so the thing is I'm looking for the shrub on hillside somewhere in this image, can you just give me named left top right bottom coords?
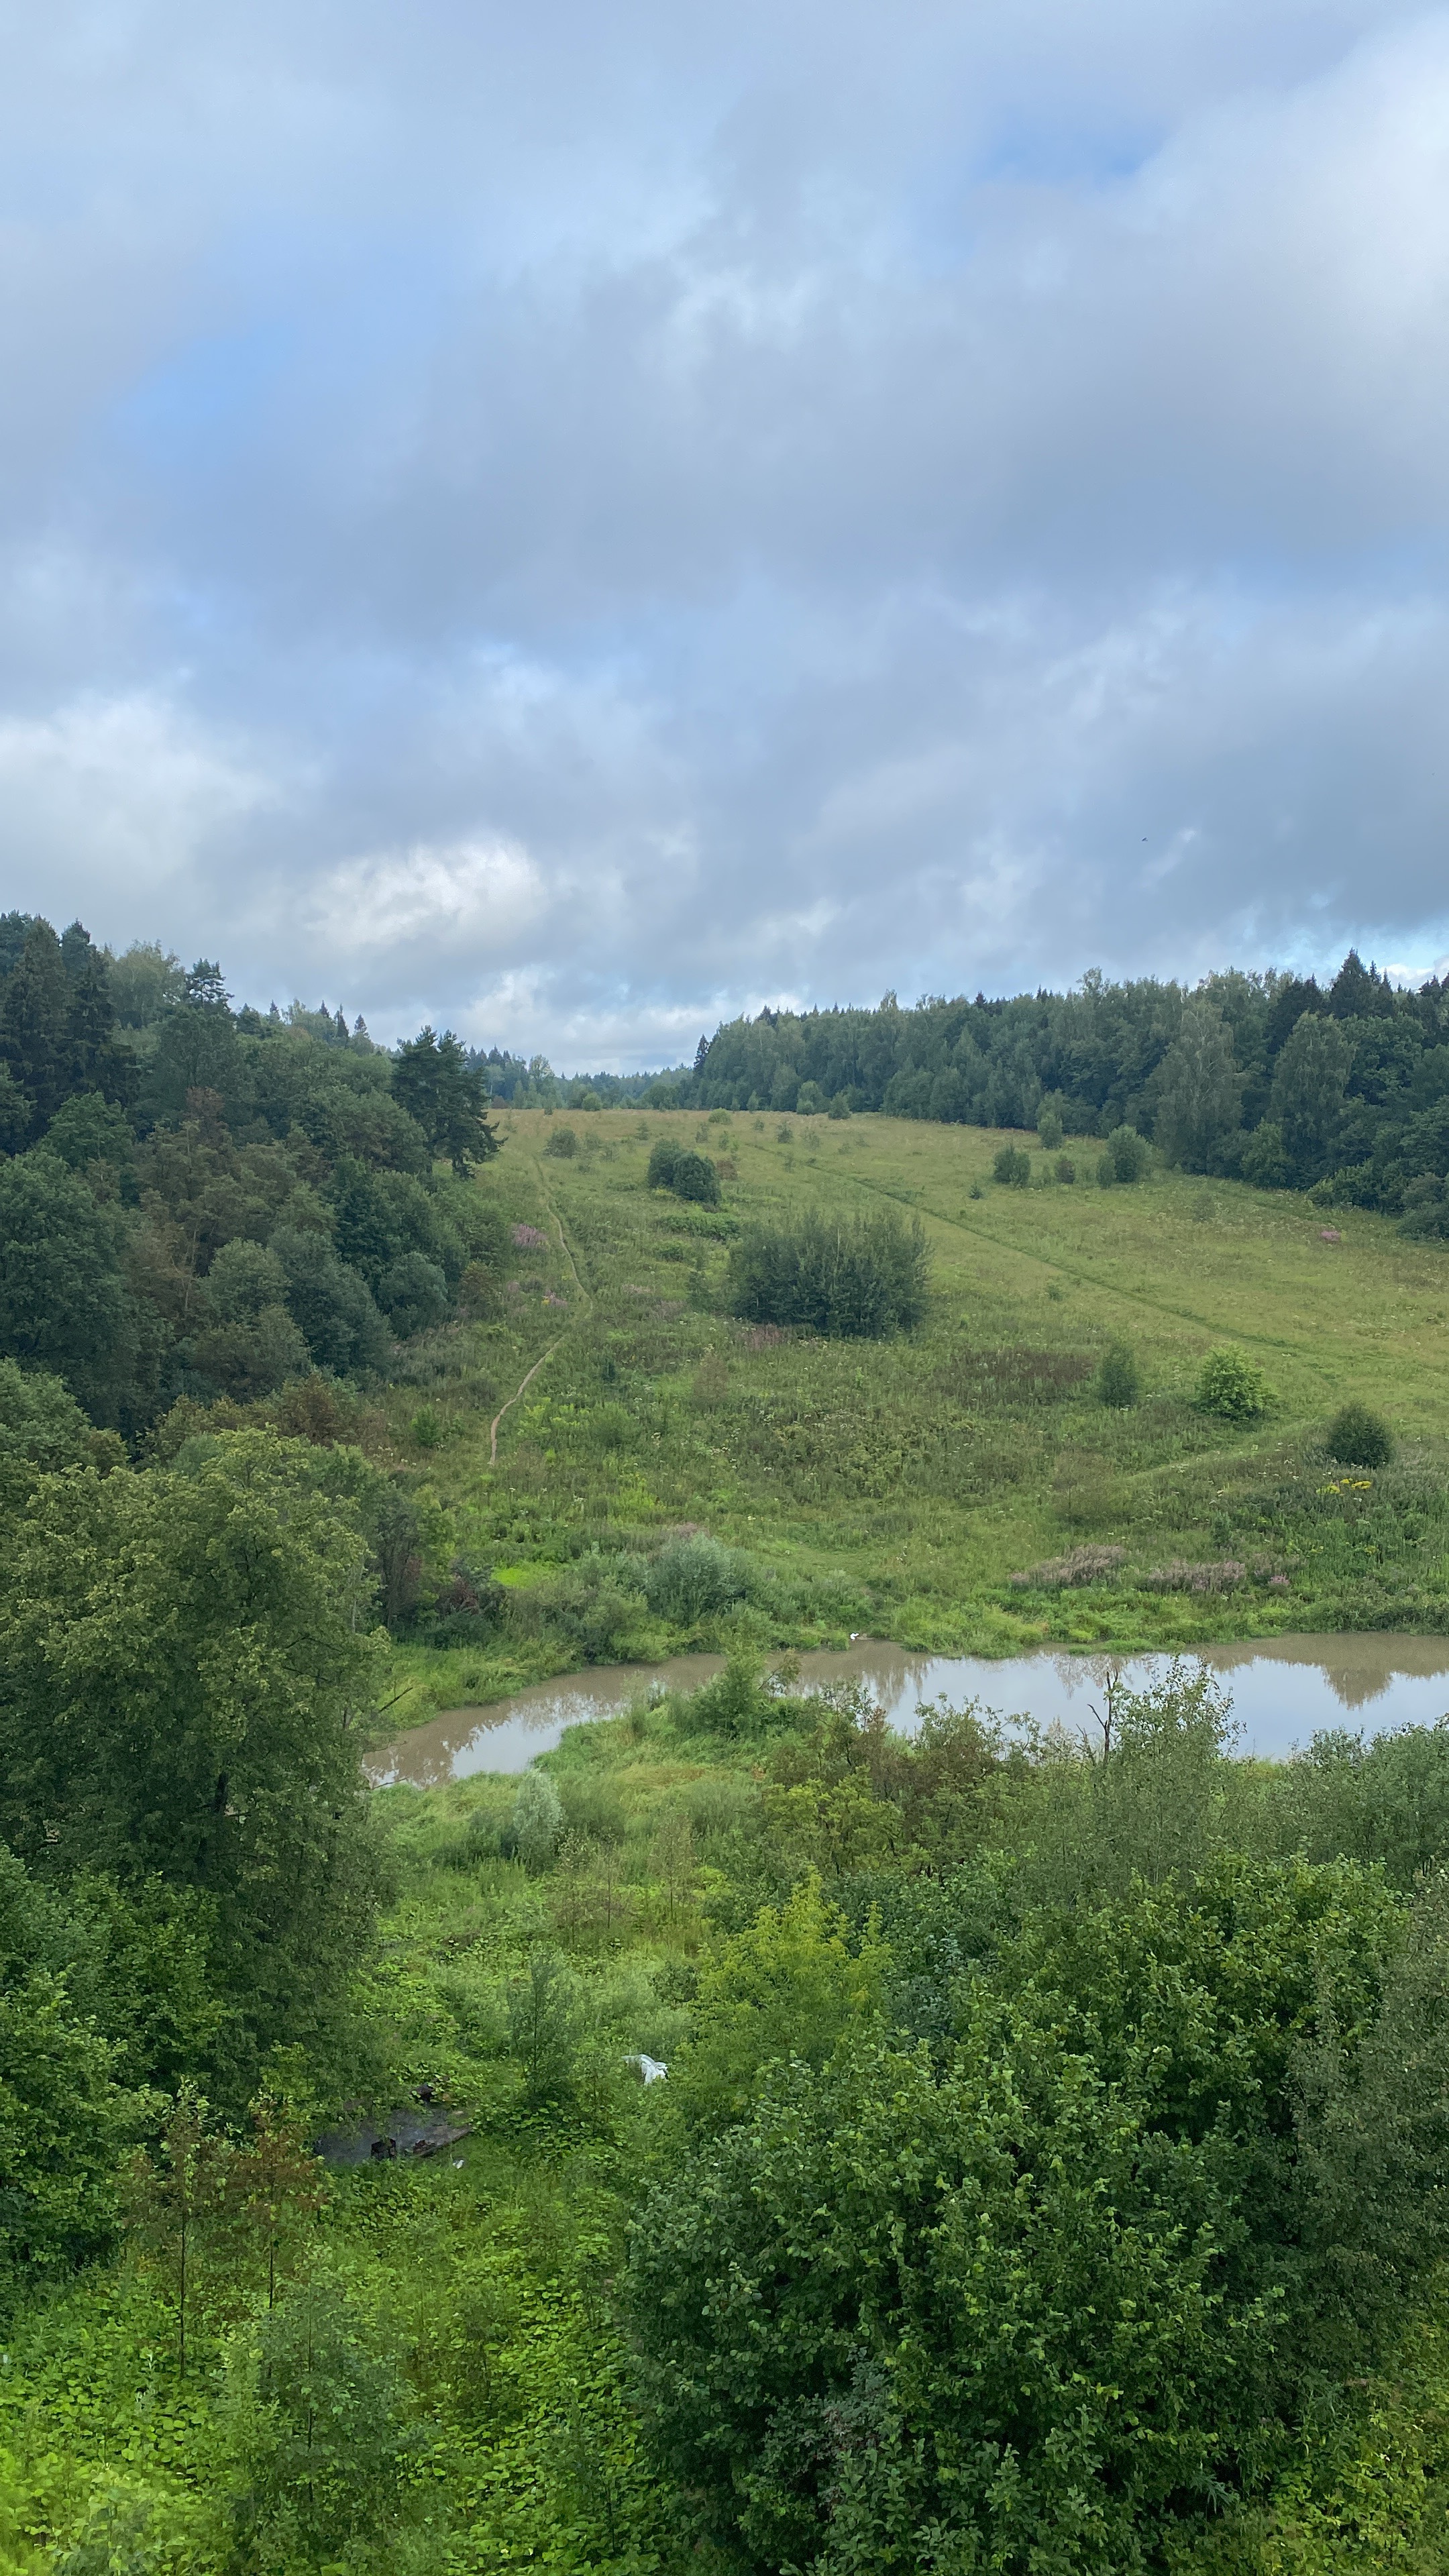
left=992, top=1144, right=1030, bottom=1187
left=1242, top=1120, right=1291, bottom=1189
left=512, top=1770, right=564, bottom=1873
left=1008, top=1544, right=1128, bottom=1590
left=544, top=1125, right=578, bottom=1158
left=1097, top=1341, right=1140, bottom=1408
left=1196, top=1345, right=1272, bottom=1419
left=645, top=1534, right=752, bottom=1625
left=647, top=1139, right=722, bottom=1205
left=1097, top=1124, right=1150, bottom=1185
left=1326, top=1403, right=1395, bottom=1468
left=727, top=1209, right=929, bottom=1339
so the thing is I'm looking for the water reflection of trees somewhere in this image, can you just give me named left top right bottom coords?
left=371, top=1634, right=1449, bottom=1786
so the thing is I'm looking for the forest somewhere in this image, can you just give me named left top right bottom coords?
left=6, top=911, right=1449, bottom=2567
left=683, top=952, right=1449, bottom=1230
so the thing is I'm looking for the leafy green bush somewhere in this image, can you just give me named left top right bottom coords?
left=1097, top=1123, right=1149, bottom=1184
left=508, top=1947, right=579, bottom=2103
left=1325, top=1402, right=1395, bottom=1468
left=0, top=1847, right=133, bottom=2300
left=378, top=1251, right=450, bottom=1337
left=227, top=2279, right=423, bottom=2569
left=1242, top=1119, right=1291, bottom=1188
left=1196, top=1344, right=1272, bottom=1418
left=727, top=1210, right=928, bottom=1339
left=544, top=1125, right=578, bottom=1158
left=512, top=1770, right=564, bottom=1872
left=1097, top=1340, right=1140, bottom=1408
left=992, top=1144, right=1030, bottom=1186
left=647, top=1138, right=722, bottom=1205
left=645, top=1534, right=751, bottom=1625
left=629, top=1857, right=1442, bottom=2576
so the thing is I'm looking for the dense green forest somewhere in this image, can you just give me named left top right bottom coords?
left=683, top=952, right=1449, bottom=1229
left=0, top=914, right=506, bottom=1438
left=9, top=912, right=1449, bottom=2565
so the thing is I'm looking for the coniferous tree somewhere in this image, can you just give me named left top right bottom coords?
left=67, top=941, right=127, bottom=1102
left=393, top=1026, right=498, bottom=1173
left=0, top=911, right=36, bottom=985
left=0, top=920, right=73, bottom=1133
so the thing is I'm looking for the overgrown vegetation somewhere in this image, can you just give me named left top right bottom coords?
left=7, top=1639, right=1449, bottom=2569
left=726, top=1206, right=928, bottom=1338
left=10, top=925, right=1449, bottom=2561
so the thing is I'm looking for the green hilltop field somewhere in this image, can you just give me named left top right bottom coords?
left=374, top=1102, right=1449, bottom=1724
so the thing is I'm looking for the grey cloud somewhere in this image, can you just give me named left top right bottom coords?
left=0, top=0, right=1444, bottom=1056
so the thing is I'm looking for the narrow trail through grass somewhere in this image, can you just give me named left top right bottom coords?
left=486, top=1185, right=592, bottom=1464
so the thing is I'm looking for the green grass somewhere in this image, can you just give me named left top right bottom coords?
left=366, top=1108, right=1449, bottom=1722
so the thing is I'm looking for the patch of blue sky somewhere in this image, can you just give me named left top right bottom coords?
left=112, top=312, right=310, bottom=474
left=108, top=225, right=458, bottom=482
left=974, top=111, right=1163, bottom=193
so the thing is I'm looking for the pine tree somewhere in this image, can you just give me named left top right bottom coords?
left=0, top=920, right=73, bottom=1131
left=68, top=945, right=125, bottom=1099
left=393, top=1026, right=499, bottom=1173
left=0, top=911, right=36, bottom=985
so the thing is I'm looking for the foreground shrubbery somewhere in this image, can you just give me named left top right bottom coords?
left=623, top=1669, right=1449, bottom=2573
left=10, top=1640, right=1449, bottom=2565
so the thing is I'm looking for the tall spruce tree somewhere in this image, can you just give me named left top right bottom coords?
left=0, top=920, right=73, bottom=1134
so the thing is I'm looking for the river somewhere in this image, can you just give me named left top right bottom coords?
left=370, top=1631, right=1449, bottom=1786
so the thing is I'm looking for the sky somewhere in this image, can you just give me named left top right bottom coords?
left=3, top=0, right=1449, bottom=1063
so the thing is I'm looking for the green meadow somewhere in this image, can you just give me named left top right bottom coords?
left=374, top=1104, right=1449, bottom=1725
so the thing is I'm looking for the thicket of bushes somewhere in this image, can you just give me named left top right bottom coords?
left=727, top=1208, right=929, bottom=1339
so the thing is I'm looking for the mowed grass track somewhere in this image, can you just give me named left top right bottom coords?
left=380, top=1108, right=1449, bottom=1670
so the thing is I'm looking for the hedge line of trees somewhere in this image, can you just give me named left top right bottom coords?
left=684, top=953, right=1449, bottom=1226
left=0, top=915, right=505, bottom=1433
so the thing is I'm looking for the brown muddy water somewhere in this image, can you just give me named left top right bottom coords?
left=370, top=1632, right=1449, bottom=1787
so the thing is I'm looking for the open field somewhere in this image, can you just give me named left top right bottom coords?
left=372, top=1106, right=1449, bottom=1723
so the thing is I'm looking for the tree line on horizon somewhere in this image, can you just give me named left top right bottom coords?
left=683, top=953, right=1449, bottom=1230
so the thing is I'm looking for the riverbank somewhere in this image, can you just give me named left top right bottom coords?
left=369, top=1629, right=1449, bottom=1784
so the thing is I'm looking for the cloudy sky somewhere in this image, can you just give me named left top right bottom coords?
left=3, top=0, right=1449, bottom=1062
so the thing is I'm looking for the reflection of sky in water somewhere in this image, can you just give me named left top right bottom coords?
left=370, top=1635, right=1449, bottom=1787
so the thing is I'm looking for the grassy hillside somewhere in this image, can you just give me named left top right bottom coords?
left=371, top=1106, right=1449, bottom=1724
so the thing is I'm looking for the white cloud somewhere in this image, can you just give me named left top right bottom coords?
left=0, top=688, right=278, bottom=938
left=0, top=1, right=1445, bottom=1056
left=311, top=834, right=545, bottom=959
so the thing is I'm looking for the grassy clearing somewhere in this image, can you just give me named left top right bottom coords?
left=367, top=1107, right=1449, bottom=1722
